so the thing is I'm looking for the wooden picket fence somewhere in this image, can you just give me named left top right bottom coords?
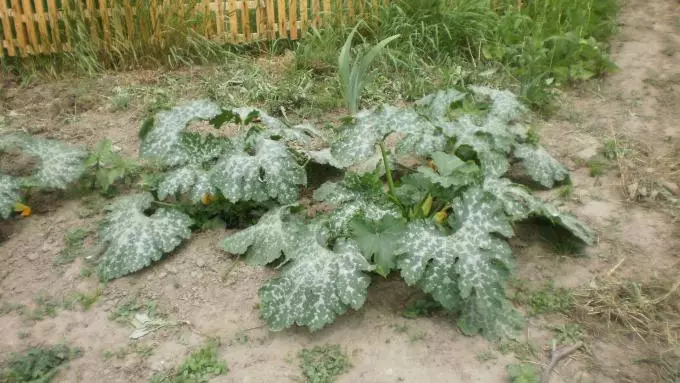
left=0, top=0, right=387, bottom=58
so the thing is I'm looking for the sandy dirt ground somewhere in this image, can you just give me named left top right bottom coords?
left=0, top=0, right=678, bottom=382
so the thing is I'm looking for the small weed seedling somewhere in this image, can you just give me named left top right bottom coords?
left=298, top=345, right=349, bottom=383
left=53, top=227, right=90, bottom=266
left=150, top=341, right=227, bottom=383
left=108, top=297, right=159, bottom=322
left=476, top=351, right=498, bottom=362
left=1, top=344, right=82, bottom=383
left=507, top=363, right=540, bottom=383
left=514, top=282, right=574, bottom=315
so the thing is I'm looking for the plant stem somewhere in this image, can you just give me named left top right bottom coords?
left=379, top=142, right=398, bottom=202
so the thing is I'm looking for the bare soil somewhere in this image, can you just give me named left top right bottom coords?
left=1, top=0, right=679, bottom=382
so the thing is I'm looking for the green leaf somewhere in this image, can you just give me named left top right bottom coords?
left=259, top=235, right=374, bottom=331
left=415, top=89, right=466, bottom=120
left=483, top=177, right=595, bottom=244
left=140, top=100, right=222, bottom=166
left=314, top=174, right=401, bottom=236
left=469, top=86, right=526, bottom=123
left=98, top=193, right=193, bottom=281
left=330, top=106, right=444, bottom=168
left=513, top=143, right=570, bottom=188
left=157, top=165, right=216, bottom=204
left=7, top=134, right=87, bottom=189
left=445, top=116, right=511, bottom=178
left=0, top=174, right=21, bottom=219
left=397, top=188, right=523, bottom=340
left=350, top=216, right=407, bottom=277
left=211, top=137, right=306, bottom=204
left=417, top=152, right=481, bottom=189
left=220, top=205, right=302, bottom=266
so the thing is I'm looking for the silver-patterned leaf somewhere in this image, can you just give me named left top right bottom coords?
left=157, top=165, right=216, bottom=204
left=397, top=188, right=522, bottom=339
left=98, top=193, right=193, bottom=281
left=15, top=135, right=87, bottom=189
left=415, top=89, right=466, bottom=120
left=220, top=205, right=302, bottom=266
left=0, top=174, right=20, bottom=219
left=513, top=143, right=570, bottom=188
left=211, top=137, right=306, bottom=204
left=259, top=236, right=374, bottom=331
left=140, top=100, right=222, bottom=165
left=330, top=106, right=444, bottom=168
left=314, top=180, right=401, bottom=236
left=230, top=107, right=316, bottom=145
left=483, top=177, right=595, bottom=244
left=470, top=86, right=526, bottom=123
left=444, top=116, right=510, bottom=177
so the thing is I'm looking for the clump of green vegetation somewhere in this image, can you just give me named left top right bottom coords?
left=401, top=297, right=442, bottom=318
left=53, top=228, right=90, bottom=266
left=514, top=281, right=574, bottom=315
left=150, top=341, right=227, bottom=383
left=110, top=88, right=132, bottom=111
left=298, top=345, right=350, bottom=383
left=507, top=362, right=540, bottom=383
left=586, top=156, right=608, bottom=177
left=82, top=139, right=142, bottom=196
left=498, top=341, right=539, bottom=361
left=103, top=342, right=155, bottom=360
left=108, top=298, right=159, bottom=322
left=1, top=344, right=82, bottom=383
left=552, top=323, right=583, bottom=344
left=68, top=287, right=103, bottom=311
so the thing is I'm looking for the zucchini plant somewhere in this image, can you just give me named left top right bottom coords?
left=0, top=133, right=87, bottom=219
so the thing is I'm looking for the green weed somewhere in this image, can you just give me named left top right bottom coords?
left=514, top=281, right=574, bottom=315
left=109, top=298, right=159, bottom=322
left=552, top=323, right=583, bottom=344
left=298, top=345, right=350, bottom=383
left=110, top=88, right=132, bottom=111
left=150, top=341, right=227, bottom=383
left=507, top=362, right=540, bottom=383
left=1, top=344, right=82, bottom=383
left=587, top=156, right=607, bottom=177
left=68, top=287, right=103, bottom=311
left=476, top=351, right=498, bottom=362
left=53, top=228, right=90, bottom=266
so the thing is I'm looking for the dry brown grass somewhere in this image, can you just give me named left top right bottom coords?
left=571, top=260, right=680, bottom=381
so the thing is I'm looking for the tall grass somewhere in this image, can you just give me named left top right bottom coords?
left=1, top=0, right=230, bottom=77
left=295, top=0, right=619, bottom=110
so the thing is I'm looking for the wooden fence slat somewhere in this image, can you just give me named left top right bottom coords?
left=21, top=0, right=41, bottom=53
left=255, top=0, right=261, bottom=40
left=47, top=0, right=61, bottom=51
left=33, top=0, right=50, bottom=52
left=322, top=0, right=330, bottom=25
left=265, top=0, right=275, bottom=39
left=312, top=0, right=319, bottom=28
left=0, top=0, right=16, bottom=56
left=228, top=0, right=237, bottom=41
left=100, top=0, right=111, bottom=45
left=10, top=0, right=27, bottom=56
left=203, top=0, right=211, bottom=38
left=277, top=0, right=285, bottom=38
left=241, top=0, right=249, bottom=41
left=300, top=0, right=307, bottom=36
left=216, top=0, right=224, bottom=37
left=289, top=0, right=297, bottom=39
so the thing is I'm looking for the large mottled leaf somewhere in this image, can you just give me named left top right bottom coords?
left=211, top=137, right=306, bottom=204
left=220, top=205, right=302, bottom=266
left=98, top=193, right=193, bottom=281
left=140, top=100, right=222, bottom=166
left=469, top=86, right=526, bottom=123
left=350, top=216, right=408, bottom=277
left=444, top=116, right=511, bottom=178
left=483, top=177, right=595, bottom=244
left=259, top=236, right=374, bottom=331
left=396, top=188, right=523, bottom=339
left=0, top=174, right=20, bottom=219
left=415, top=89, right=466, bottom=120
left=157, top=165, right=216, bottom=204
left=7, top=135, right=87, bottom=189
left=314, top=174, right=400, bottom=236
left=417, top=151, right=480, bottom=189
left=513, top=143, right=569, bottom=188
left=228, top=107, right=319, bottom=146
left=330, top=106, right=444, bottom=168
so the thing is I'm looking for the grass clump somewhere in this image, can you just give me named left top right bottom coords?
left=53, top=228, right=90, bottom=266
left=507, top=362, right=540, bottom=383
left=1, top=344, right=82, bottom=383
left=150, top=341, right=227, bottom=383
left=514, top=281, right=573, bottom=315
left=298, top=344, right=350, bottom=383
